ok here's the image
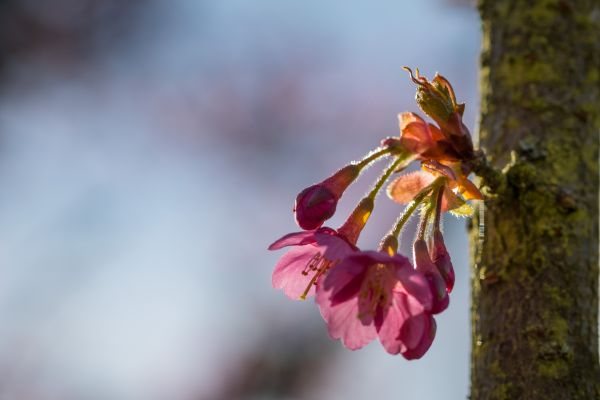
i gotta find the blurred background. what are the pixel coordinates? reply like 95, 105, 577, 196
0, 0, 480, 399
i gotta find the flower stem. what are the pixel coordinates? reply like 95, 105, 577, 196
417, 206, 433, 240
432, 184, 445, 232
389, 177, 446, 238
366, 152, 412, 200
355, 147, 391, 169
338, 152, 413, 245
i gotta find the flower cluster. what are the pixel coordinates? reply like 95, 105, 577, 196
268, 69, 482, 359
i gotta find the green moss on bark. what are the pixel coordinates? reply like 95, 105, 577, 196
471, 0, 600, 398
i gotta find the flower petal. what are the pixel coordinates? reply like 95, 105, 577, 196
272, 247, 320, 299
268, 231, 318, 250
378, 291, 426, 354
401, 314, 437, 360
316, 292, 377, 350
314, 232, 356, 260
321, 256, 368, 305
399, 112, 435, 155
393, 259, 433, 312
457, 176, 484, 200
387, 171, 435, 204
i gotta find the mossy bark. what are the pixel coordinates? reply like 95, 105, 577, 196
470, 0, 600, 398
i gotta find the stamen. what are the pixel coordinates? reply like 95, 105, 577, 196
299, 256, 338, 300
301, 252, 323, 276
357, 264, 389, 319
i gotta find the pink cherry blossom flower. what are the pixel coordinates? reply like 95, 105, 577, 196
316, 250, 434, 356
268, 227, 357, 300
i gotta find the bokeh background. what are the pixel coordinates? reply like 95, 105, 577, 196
0, 1, 481, 399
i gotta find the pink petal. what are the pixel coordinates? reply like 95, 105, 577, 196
344, 250, 397, 266
313, 232, 356, 260
387, 171, 435, 204
268, 231, 318, 250
378, 291, 421, 354
269, 227, 338, 250
379, 292, 410, 354
358, 264, 397, 328
401, 314, 437, 360
317, 291, 377, 350
394, 262, 433, 312
272, 247, 320, 299
320, 256, 368, 304
398, 112, 434, 155
399, 112, 427, 133
330, 273, 366, 306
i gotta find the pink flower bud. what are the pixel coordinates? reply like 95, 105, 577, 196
431, 230, 455, 293
401, 314, 437, 360
294, 164, 360, 230
413, 239, 448, 314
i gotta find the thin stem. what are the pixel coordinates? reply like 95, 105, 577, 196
417, 206, 433, 240
355, 147, 392, 169
366, 152, 412, 200
390, 198, 423, 238
432, 184, 445, 231
338, 152, 413, 244
389, 177, 446, 238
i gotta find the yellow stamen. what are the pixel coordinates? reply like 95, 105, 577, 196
299, 257, 337, 300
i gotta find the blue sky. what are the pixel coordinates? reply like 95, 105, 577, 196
0, 1, 480, 398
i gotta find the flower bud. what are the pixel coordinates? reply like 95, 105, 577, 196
430, 230, 455, 293
404, 67, 474, 159
413, 239, 448, 314
337, 197, 374, 245
294, 164, 360, 230
401, 314, 437, 360
415, 82, 455, 132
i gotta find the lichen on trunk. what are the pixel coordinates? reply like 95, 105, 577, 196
470, 0, 600, 398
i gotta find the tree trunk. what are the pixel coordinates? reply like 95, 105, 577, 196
470, 0, 600, 398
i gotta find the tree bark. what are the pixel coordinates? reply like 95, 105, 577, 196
470, 0, 600, 399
